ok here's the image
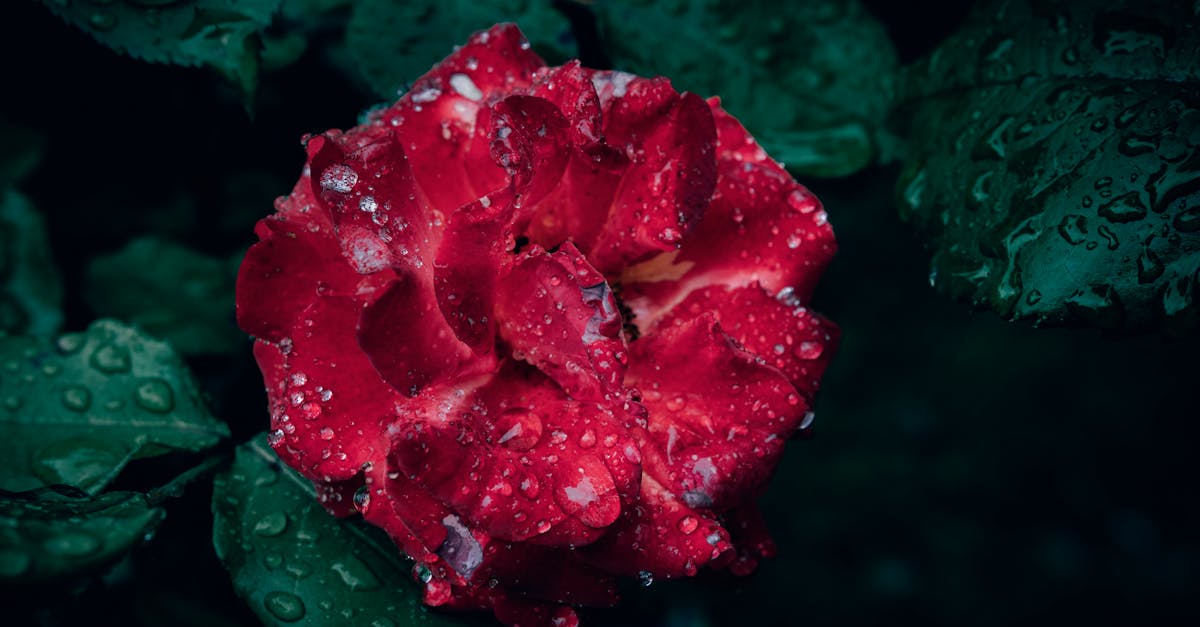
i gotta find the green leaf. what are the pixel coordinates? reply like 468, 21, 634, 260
0, 190, 63, 337
40, 0, 282, 106
347, 0, 574, 98
85, 237, 241, 356
594, 0, 900, 178
0, 485, 164, 584
897, 0, 1200, 333
213, 435, 477, 626
0, 320, 229, 494
0, 119, 46, 188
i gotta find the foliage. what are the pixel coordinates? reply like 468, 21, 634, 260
897, 0, 1200, 333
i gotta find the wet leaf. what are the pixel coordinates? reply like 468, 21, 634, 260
0, 190, 62, 337
0, 320, 229, 494
347, 0, 574, 98
212, 435, 478, 626
0, 485, 163, 584
39, 0, 281, 106
594, 0, 899, 178
898, 0, 1200, 334
86, 237, 241, 356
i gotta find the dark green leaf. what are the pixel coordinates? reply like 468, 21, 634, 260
0, 486, 163, 584
0, 190, 62, 337
594, 0, 899, 178
0, 320, 229, 494
40, 0, 281, 105
0, 119, 46, 187
897, 0, 1200, 334
213, 435, 477, 626
347, 0, 573, 98
85, 237, 241, 356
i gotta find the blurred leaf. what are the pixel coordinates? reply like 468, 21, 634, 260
897, 0, 1200, 334
0, 189, 62, 336
0, 485, 163, 584
86, 237, 241, 356
40, 0, 282, 106
0, 320, 229, 494
281, 0, 352, 20
594, 0, 899, 178
0, 119, 45, 187
347, 0, 574, 98
213, 435, 477, 626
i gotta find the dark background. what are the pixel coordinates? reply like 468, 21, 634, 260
3, 1, 1198, 625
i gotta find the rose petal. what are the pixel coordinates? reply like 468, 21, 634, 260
581, 473, 734, 579
383, 24, 544, 214
495, 243, 627, 401
587, 89, 717, 274
620, 101, 836, 329
389, 362, 640, 546
237, 219, 367, 342
358, 274, 485, 396
310, 130, 444, 275
257, 296, 394, 482
655, 283, 840, 402
626, 313, 802, 510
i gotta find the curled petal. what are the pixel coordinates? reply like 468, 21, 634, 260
383, 24, 545, 213
496, 243, 627, 401
358, 275, 484, 396
237, 219, 371, 342
621, 101, 836, 329
588, 87, 718, 275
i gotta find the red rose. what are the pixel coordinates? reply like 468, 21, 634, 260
237, 23, 838, 627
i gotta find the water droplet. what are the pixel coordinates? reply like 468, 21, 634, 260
353, 485, 371, 513
61, 385, 91, 412
254, 512, 288, 537
285, 560, 313, 579
638, 570, 655, 587
134, 378, 174, 413
794, 340, 823, 360
449, 73, 483, 101
331, 555, 381, 590
90, 343, 131, 373
424, 580, 452, 606
320, 164, 358, 193
677, 516, 698, 534
495, 408, 543, 451
263, 552, 284, 569
43, 532, 100, 557
1173, 206, 1200, 232
3, 396, 21, 411
359, 195, 378, 213
1137, 245, 1164, 284
263, 591, 306, 622
414, 563, 434, 583
1057, 214, 1088, 245
1099, 190, 1142, 223
56, 334, 84, 354
319, 426, 335, 441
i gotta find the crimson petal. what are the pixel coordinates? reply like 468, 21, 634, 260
495, 243, 627, 401
383, 24, 544, 214
620, 100, 836, 329
626, 314, 803, 510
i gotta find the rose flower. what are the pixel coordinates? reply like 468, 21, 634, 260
237, 23, 838, 627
